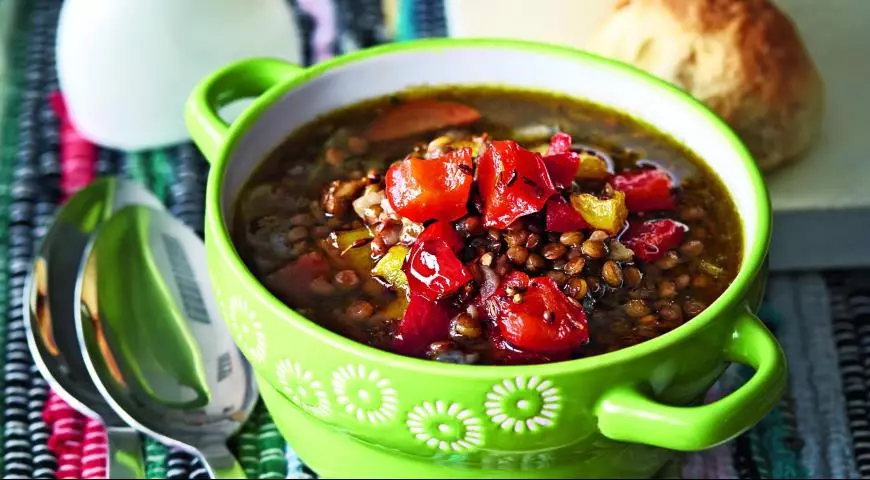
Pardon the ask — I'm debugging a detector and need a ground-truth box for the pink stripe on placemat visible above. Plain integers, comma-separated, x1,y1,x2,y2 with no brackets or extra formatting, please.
50,92,97,200
41,91,104,479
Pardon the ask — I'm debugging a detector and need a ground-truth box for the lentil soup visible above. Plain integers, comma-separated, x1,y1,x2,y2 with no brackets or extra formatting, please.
232,87,742,365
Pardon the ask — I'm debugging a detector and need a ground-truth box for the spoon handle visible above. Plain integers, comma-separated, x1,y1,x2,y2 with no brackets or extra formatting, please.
106,427,146,478
201,446,247,479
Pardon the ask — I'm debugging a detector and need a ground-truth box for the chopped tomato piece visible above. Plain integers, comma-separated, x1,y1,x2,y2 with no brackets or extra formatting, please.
393,294,455,357
477,141,557,229
547,132,572,155
570,191,629,234
385,148,473,223
543,153,579,188
491,272,589,354
403,239,472,301
612,169,675,212
417,221,463,253
623,218,688,262
366,100,482,142
545,196,589,232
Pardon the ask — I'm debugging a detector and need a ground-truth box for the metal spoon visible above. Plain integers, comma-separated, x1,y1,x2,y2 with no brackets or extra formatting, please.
25,178,165,478
75,204,257,479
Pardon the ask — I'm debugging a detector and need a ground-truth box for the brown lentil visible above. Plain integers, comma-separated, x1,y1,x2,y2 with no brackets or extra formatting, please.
487,229,501,241
601,261,624,287
638,314,658,326
426,341,456,359
559,231,584,247
463,216,485,236
506,245,530,265
542,243,567,260
289,213,314,226
525,253,546,272
675,273,691,290
346,300,374,320
581,239,606,259
545,270,568,286
334,270,360,290
655,251,680,270
504,230,529,247
657,280,677,298
589,230,609,242
625,299,651,318
566,277,588,299
623,267,642,289
683,299,707,318
449,313,482,340
586,277,601,294
680,206,705,221
566,248,583,261
680,240,704,258
659,303,682,324
526,233,542,249
692,273,713,289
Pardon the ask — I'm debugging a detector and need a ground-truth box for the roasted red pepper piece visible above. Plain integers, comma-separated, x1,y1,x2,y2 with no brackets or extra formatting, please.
393,294,455,356
417,221,463,253
623,218,688,262
385,147,473,223
488,329,570,365
547,132,572,155
612,168,676,212
491,272,589,354
545,196,589,232
403,238,472,301
543,153,579,188
477,141,557,229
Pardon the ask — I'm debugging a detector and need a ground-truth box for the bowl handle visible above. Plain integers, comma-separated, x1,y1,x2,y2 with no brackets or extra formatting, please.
185,58,304,163
596,308,787,451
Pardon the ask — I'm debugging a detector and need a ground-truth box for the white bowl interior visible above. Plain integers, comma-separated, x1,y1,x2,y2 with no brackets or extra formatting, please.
223,46,761,265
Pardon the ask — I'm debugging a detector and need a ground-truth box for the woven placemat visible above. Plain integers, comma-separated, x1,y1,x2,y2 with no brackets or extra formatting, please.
1,1,869,479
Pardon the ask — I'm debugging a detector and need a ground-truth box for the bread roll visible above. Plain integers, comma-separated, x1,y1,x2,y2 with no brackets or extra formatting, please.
585,0,825,172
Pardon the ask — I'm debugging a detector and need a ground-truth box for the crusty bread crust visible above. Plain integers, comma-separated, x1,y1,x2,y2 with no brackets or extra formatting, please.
588,0,825,172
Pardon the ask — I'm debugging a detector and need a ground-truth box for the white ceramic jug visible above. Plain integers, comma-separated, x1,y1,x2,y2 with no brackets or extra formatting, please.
57,0,303,151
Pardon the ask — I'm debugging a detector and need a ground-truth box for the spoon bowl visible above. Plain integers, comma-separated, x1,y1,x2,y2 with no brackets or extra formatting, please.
75,204,257,479
25,178,164,478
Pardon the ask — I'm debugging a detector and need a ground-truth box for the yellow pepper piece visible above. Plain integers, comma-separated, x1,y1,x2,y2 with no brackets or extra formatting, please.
322,228,373,276
570,191,629,234
576,152,610,180
372,245,410,297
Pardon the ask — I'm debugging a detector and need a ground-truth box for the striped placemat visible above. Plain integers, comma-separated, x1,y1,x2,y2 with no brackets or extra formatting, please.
1,1,869,479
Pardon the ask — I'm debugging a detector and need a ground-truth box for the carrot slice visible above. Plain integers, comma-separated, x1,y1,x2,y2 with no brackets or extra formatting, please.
365,100,482,142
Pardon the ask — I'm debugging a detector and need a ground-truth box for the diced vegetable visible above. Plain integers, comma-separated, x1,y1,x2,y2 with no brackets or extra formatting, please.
372,246,410,297
545,196,589,232
623,219,687,262
547,132,572,155
699,260,725,278
366,100,482,142
381,296,410,321
491,272,589,354
576,152,611,180
570,191,629,234
543,153,579,187
403,239,472,301
393,294,455,356
385,148,473,223
264,251,329,303
323,228,373,275
489,329,570,365
416,221,463,253
612,169,675,211
477,141,557,229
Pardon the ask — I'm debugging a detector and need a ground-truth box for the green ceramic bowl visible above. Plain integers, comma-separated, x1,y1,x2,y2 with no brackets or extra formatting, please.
185,39,786,479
